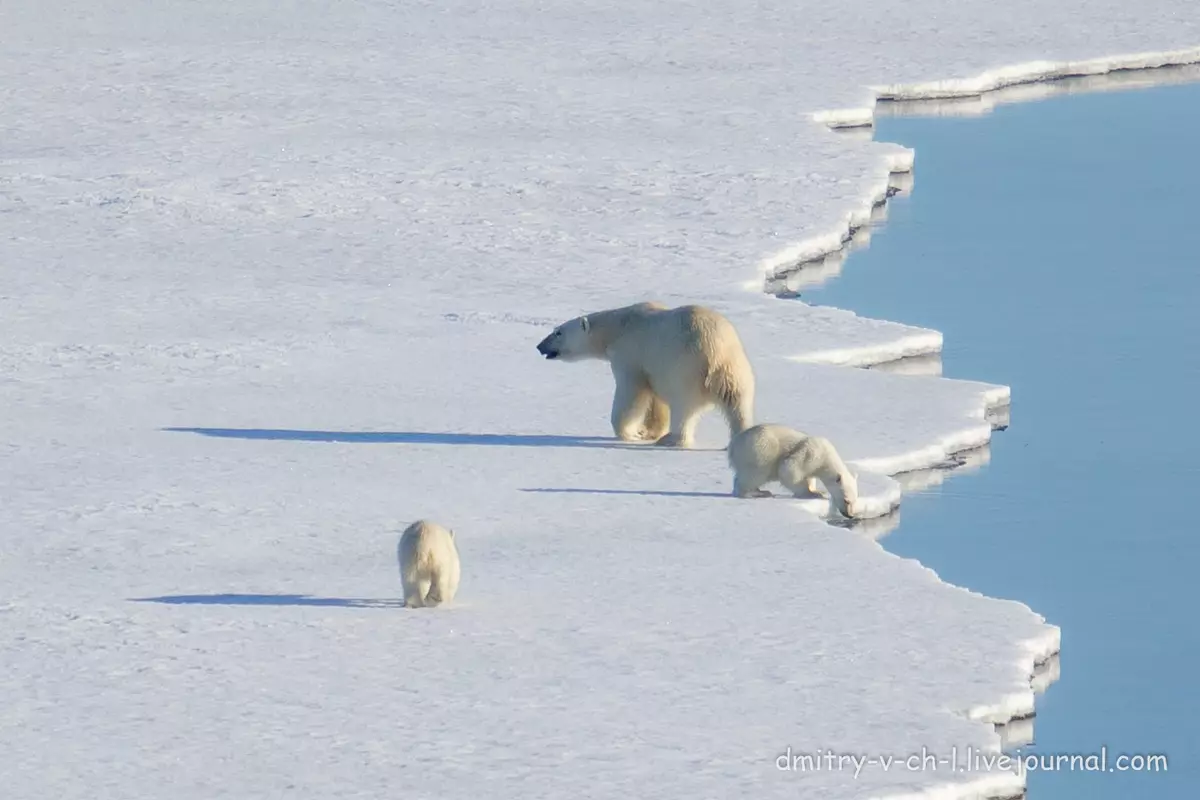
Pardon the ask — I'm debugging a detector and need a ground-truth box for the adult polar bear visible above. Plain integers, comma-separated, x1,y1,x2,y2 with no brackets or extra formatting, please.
536,302,755,448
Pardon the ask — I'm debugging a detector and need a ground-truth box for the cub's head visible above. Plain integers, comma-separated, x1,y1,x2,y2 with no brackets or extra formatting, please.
536,315,594,362
830,470,860,519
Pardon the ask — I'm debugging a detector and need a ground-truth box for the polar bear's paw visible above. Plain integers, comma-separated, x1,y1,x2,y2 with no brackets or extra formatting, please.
641,402,670,441
653,432,693,448
615,427,658,443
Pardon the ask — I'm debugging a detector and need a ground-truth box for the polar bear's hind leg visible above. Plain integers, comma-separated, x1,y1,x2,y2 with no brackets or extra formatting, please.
424,574,449,607
653,395,707,449
430,561,461,607
733,479,772,498
404,577,431,608
732,460,774,497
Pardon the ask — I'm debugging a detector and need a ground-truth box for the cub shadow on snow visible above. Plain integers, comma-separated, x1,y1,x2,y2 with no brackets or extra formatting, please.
165,427,900,534
521,486,733,500
522,486,900,536
162,427,723,450
131,593,404,608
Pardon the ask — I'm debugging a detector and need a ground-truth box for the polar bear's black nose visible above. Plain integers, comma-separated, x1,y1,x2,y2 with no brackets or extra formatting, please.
536,336,557,358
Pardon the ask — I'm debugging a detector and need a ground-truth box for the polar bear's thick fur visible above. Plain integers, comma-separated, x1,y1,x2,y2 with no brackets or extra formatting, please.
536,302,755,448
727,423,859,518
398,519,461,608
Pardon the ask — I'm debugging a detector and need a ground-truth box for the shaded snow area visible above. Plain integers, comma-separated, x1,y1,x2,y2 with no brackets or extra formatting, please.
2,2,1196,798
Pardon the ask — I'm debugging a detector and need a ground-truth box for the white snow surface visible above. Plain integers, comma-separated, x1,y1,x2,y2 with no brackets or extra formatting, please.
3,1,1196,798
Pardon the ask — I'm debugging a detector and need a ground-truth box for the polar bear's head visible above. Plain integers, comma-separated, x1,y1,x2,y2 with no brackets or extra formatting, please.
536,315,598,362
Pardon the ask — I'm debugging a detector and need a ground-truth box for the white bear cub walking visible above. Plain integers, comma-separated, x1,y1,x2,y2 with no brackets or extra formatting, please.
398,519,461,608
536,302,755,449
727,423,859,518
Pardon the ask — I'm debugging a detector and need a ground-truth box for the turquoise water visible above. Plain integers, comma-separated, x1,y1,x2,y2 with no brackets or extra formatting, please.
796,77,1200,798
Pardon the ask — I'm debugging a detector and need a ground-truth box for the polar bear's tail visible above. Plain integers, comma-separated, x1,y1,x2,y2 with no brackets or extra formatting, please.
706,363,754,438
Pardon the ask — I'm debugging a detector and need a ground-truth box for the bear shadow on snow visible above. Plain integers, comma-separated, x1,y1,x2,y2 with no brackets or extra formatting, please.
131,593,405,609
163,427,656,450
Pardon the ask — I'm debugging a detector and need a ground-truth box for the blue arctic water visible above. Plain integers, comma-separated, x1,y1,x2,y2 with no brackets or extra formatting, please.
796,77,1200,798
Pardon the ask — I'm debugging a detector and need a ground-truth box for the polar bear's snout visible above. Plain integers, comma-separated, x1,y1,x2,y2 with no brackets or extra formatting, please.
536,332,559,359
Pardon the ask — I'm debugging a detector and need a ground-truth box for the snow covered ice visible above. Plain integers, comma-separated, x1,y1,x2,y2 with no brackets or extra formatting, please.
2,1,1197,798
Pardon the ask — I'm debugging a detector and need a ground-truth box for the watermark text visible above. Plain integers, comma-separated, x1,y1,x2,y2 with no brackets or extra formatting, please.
775,746,1168,779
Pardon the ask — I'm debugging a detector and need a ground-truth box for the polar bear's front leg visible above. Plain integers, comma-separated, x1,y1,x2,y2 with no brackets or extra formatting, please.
779,472,821,499
777,453,820,499
641,395,670,441
611,367,659,442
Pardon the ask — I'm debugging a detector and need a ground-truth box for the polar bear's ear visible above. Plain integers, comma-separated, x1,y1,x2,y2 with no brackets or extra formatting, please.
580,316,590,333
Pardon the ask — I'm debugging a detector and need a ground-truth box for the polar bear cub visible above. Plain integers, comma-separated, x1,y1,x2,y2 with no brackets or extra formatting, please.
535,302,755,449
398,519,461,608
727,423,859,518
